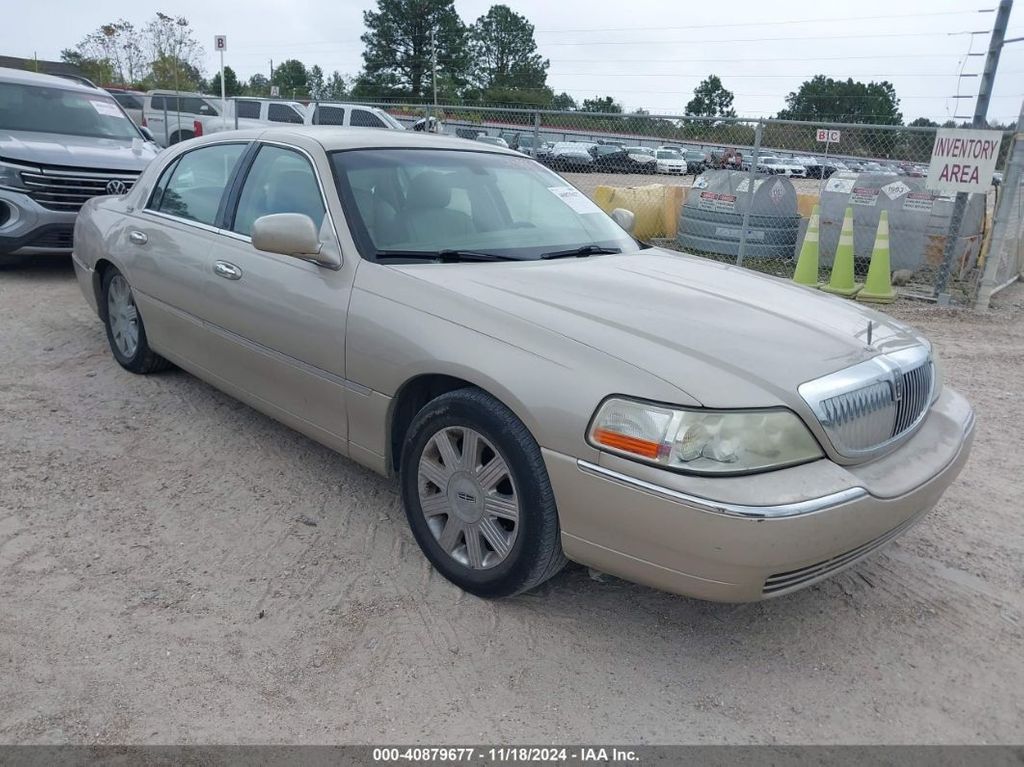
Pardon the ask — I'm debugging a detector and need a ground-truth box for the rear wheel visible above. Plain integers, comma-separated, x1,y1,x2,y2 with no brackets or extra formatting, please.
400,388,566,598
101,267,171,374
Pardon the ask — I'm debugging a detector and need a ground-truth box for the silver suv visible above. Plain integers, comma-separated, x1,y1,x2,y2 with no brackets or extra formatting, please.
0,68,159,259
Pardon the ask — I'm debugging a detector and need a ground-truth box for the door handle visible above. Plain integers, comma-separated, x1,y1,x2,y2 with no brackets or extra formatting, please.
213,261,242,280
128,230,148,245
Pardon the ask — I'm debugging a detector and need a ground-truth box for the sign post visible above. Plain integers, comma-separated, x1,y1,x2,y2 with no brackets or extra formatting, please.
926,127,1003,301
214,35,227,130
816,128,840,197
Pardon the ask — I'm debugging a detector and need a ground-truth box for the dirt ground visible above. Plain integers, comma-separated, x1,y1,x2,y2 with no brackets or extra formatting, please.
1,260,1022,745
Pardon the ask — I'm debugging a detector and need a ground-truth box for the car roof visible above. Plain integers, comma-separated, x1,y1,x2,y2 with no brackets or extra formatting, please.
188,126,526,155
0,66,104,93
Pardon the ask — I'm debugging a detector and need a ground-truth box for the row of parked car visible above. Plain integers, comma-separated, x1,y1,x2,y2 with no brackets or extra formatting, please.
479,136,710,176
106,87,409,146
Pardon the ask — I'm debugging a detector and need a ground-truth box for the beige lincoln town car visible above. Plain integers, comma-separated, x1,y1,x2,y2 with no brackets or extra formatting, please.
72,127,975,602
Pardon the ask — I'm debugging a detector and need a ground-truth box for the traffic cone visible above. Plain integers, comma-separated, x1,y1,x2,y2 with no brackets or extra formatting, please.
793,204,822,287
857,211,897,304
821,206,862,298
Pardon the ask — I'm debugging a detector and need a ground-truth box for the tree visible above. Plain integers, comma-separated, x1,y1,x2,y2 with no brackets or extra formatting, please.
580,96,622,114
360,0,470,99
60,49,113,86
777,75,902,125
71,19,146,86
246,73,269,96
272,59,309,98
325,71,348,99
909,117,938,128
551,92,577,111
209,66,242,96
143,13,205,90
468,5,548,99
307,65,326,100
685,75,735,118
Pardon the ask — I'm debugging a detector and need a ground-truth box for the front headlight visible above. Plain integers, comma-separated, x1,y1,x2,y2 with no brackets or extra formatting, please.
587,397,824,475
0,159,33,191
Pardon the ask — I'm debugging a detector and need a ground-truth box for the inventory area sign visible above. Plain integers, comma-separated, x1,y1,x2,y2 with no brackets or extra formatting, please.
926,128,1002,193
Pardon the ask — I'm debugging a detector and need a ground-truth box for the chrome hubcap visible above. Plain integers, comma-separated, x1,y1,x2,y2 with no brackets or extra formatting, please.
417,426,520,570
106,274,139,359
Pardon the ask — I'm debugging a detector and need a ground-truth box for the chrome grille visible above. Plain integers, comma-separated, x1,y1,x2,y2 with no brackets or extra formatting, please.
20,166,139,212
799,346,935,458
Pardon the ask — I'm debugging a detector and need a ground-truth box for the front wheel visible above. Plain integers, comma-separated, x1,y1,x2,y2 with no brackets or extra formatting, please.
400,388,567,598
101,267,171,374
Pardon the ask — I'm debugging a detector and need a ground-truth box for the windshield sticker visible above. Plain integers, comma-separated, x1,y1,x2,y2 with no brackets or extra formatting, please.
548,186,603,214
90,100,125,118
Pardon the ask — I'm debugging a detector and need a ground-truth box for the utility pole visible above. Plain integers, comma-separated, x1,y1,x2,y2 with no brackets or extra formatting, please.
935,0,1013,302
431,27,438,132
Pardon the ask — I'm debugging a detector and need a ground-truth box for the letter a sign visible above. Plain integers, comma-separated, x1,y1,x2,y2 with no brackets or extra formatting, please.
926,128,1002,194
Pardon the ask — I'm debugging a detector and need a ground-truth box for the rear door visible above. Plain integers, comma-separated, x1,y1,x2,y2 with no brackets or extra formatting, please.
123,141,249,370
190,139,354,451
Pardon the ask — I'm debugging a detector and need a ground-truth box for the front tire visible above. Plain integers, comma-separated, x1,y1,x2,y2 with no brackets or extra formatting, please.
101,267,171,374
400,388,567,598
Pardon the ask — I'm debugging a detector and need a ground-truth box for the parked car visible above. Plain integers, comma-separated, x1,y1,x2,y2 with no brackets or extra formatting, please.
476,135,509,149
655,150,686,175
535,141,555,162
658,143,685,154
684,150,708,174
757,156,806,177
306,102,405,131
801,156,836,180
507,133,539,157
106,88,146,126
592,145,655,174
0,67,159,260
71,127,975,602
547,141,596,172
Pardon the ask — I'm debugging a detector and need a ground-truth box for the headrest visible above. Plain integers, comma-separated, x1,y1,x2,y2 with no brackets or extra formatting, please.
406,171,452,210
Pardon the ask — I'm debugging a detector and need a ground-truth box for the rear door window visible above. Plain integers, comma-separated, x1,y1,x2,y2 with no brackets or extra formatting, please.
236,100,260,119
268,103,304,124
313,106,345,125
148,143,247,225
351,109,386,129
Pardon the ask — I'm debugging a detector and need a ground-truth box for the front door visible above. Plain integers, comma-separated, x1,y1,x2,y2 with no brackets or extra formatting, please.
194,141,354,452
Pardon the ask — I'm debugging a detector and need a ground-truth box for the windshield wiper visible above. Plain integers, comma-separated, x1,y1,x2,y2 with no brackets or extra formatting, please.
540,245,622,260
375,249,516,263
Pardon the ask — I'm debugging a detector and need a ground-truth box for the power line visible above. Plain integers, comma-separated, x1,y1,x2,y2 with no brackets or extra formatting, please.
545,72,1019,78
534,9,996,33
539,30,994,46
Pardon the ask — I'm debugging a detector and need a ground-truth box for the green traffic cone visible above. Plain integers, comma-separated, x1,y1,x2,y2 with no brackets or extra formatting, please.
821,206,862,298
793,204,822,287
857,211,897,304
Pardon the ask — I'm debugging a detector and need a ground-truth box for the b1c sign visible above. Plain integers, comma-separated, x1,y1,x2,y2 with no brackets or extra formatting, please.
816,128,840,143
926,128,1001,193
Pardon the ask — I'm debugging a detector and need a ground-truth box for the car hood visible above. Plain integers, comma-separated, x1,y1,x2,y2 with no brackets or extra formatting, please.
398,249,925,408
0,129,159,171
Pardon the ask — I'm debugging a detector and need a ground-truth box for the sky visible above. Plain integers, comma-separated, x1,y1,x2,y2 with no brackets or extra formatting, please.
3,0,1023,123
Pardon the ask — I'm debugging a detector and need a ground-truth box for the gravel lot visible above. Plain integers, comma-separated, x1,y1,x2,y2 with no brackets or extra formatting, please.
1,260,1022,745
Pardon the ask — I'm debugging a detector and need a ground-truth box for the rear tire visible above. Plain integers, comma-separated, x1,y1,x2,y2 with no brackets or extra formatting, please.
400,388,567,598
101,267,171,375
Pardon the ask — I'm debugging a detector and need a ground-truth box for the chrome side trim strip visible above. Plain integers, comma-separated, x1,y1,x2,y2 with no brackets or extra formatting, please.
575,460,868,519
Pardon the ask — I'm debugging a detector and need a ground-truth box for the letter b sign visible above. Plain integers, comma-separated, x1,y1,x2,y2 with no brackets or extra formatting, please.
214,35,227,52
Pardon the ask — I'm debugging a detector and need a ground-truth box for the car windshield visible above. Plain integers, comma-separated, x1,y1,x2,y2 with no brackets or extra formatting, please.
331,148,641,262
0,82,140,140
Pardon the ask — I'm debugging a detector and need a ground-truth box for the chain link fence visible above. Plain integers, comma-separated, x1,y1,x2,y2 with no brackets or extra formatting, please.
348,100,1015,307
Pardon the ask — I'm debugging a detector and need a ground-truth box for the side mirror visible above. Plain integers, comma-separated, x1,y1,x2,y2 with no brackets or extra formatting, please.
610,208,635,234
252,213,338,266
138,126,156,143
